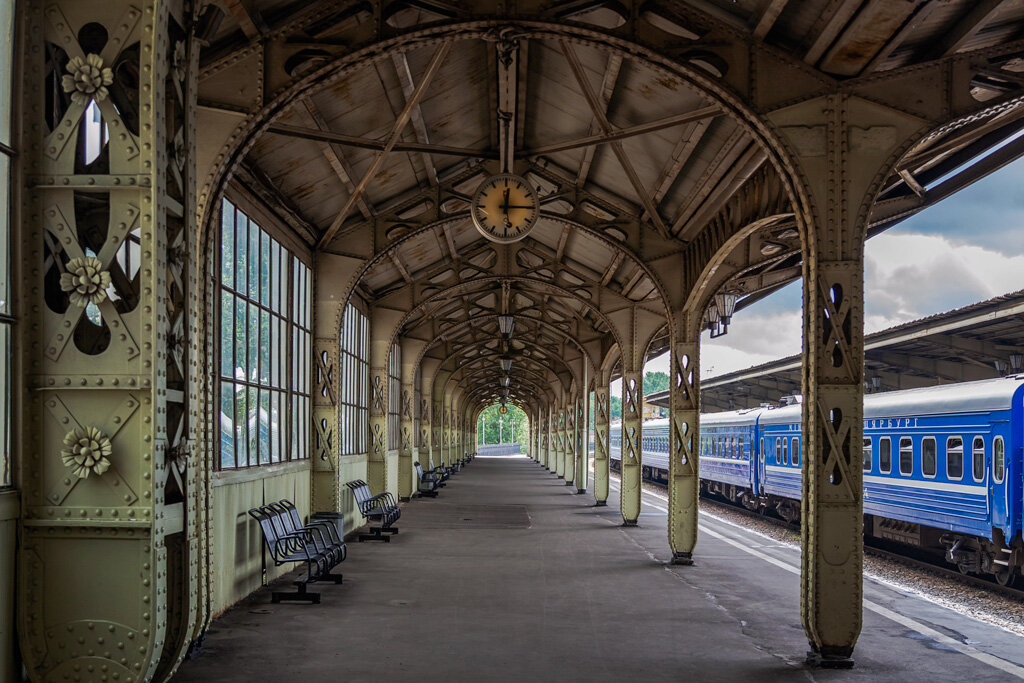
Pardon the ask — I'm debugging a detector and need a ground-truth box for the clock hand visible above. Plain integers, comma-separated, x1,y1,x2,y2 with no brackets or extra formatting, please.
502,187,511,216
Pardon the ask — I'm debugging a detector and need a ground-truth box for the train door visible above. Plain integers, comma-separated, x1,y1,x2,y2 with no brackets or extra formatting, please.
756,429,765,495
989,433,1009,532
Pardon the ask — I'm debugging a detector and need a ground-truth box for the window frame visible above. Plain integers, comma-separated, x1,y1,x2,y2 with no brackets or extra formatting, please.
775,437,782,465
216,193,312,471
0,3,14,490
862,436,872,473
946,436,964,481
338,302,369,456
879,437,892,474
898,436,913,476
791,437,799,467
972,436,986,483
993,436,1005,484
921,436,937,478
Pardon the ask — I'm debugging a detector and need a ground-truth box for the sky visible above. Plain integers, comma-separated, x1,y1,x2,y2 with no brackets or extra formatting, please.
621,152,1024,394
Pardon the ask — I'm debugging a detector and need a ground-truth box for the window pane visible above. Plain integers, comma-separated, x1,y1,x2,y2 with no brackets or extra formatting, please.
234,383,247,467
220,382,235,469
791,437,799,466
271,391,282,463
922,438,936,477
260,309,270,385
235,210,247,293
247,386,259,466
994,437,1005,483
259,389,270,465
221,200,234,290
899,438,913,475
248,219,259,300
0,156,9,316
260,230,271,305
271,241,280,312
947,437,963,480
220,291,233,378
0,324,9,486
234,297,246,382
973,437,985,481
879,438,891,473
862,438,872,472
0,1,11,146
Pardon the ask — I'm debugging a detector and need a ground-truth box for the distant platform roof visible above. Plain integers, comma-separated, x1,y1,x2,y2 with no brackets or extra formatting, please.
646,290,1024,412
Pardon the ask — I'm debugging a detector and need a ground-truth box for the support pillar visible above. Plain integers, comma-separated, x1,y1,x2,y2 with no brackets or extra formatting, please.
398,377,415,501
574,392,587,494
564,396,576,486
431,399,443,469
668,338,700,564
593,376,610,505
368,317,389,494
555,403,566,478
620,370,643,525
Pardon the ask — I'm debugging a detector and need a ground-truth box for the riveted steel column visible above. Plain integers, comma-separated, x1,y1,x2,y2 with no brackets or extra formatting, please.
593,376,610,505
398,375,415,501
419,395,431,469
540,411,549,468
564,396,576,485
18,2,201,679
620,370,643,524
368,317,390,494
668,339,700,564
574,393,587,494
555,402,566,478
431,399,443,469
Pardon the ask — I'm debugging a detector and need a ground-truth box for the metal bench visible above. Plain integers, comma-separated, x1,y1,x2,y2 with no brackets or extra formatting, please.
414,462,441,497
345,479,401,542
248,500,346,603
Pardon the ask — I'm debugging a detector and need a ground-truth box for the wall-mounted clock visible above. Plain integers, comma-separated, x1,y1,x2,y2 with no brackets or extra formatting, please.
471,173,540,243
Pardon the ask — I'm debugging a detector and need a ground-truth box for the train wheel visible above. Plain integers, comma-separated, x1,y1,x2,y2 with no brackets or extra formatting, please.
993,565,1016,586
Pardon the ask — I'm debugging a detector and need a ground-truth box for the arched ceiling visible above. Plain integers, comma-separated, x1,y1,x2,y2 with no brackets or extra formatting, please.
200,0,1024,412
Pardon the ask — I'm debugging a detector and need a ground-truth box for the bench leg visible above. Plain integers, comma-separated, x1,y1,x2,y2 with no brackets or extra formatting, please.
324,572,344,584
272,582,320,604
358,527,391,542
383,527,399,534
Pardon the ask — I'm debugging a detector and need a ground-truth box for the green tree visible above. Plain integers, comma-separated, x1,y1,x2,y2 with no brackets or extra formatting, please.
476,403,529,448
643,371,669,395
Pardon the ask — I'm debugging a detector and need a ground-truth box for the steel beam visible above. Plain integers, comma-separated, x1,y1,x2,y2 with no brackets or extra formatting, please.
620,370,643,525
668,340,700,564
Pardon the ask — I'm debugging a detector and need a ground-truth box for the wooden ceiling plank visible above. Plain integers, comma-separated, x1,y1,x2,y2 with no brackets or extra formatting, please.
804,0,864,65
937,0,1004,57
576,53,623,188
318,40,452,249
523,106,720,157
651,117,712,206
301,97,374,220
265,123,495,158
390,51,440,186
223,0,262,41
751,0,790,39
862,0,942,73
559,40,670,237
669,127,750,236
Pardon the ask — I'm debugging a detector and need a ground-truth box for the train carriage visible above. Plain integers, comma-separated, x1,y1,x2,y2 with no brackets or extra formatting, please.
608,375,1024,583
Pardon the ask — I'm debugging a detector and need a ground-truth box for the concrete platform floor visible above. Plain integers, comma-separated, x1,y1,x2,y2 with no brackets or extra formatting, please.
177,456,1024,682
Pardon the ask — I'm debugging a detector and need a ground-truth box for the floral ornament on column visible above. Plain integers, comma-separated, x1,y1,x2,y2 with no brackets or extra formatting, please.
60,256,111,307
61,54,114,105
61,426,113,479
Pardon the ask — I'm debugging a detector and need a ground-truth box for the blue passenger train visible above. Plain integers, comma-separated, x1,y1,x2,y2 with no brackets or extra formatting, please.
610,376,1024,584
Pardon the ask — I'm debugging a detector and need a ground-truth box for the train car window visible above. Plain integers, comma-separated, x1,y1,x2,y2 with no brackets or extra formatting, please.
782,438,789,465
775,438,782,465
862,437,872,472
759,438,764,461
739,436,745,458
972,437,985,481
879,438,891,474
899,437,913,476
922,437,936,477
993,437,1005,484
791,438,799,466
946,437,963,480
732,437,737,458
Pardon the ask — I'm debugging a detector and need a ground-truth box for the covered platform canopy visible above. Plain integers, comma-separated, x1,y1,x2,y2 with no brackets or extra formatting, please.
7,0,1024,680
647,289,1024,411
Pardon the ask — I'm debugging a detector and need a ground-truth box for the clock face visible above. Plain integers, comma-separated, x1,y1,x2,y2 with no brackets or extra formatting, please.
470,173,540,243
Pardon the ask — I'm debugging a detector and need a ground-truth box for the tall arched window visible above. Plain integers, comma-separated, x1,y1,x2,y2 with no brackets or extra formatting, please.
338,303,368,455
388,342,401,449
217,197,311,469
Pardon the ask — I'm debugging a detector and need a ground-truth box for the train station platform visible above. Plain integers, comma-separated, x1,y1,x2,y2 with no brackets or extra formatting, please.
177,456,1024,682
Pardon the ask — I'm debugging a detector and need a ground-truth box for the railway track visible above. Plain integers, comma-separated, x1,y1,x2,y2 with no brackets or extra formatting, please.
631,473,1024,603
